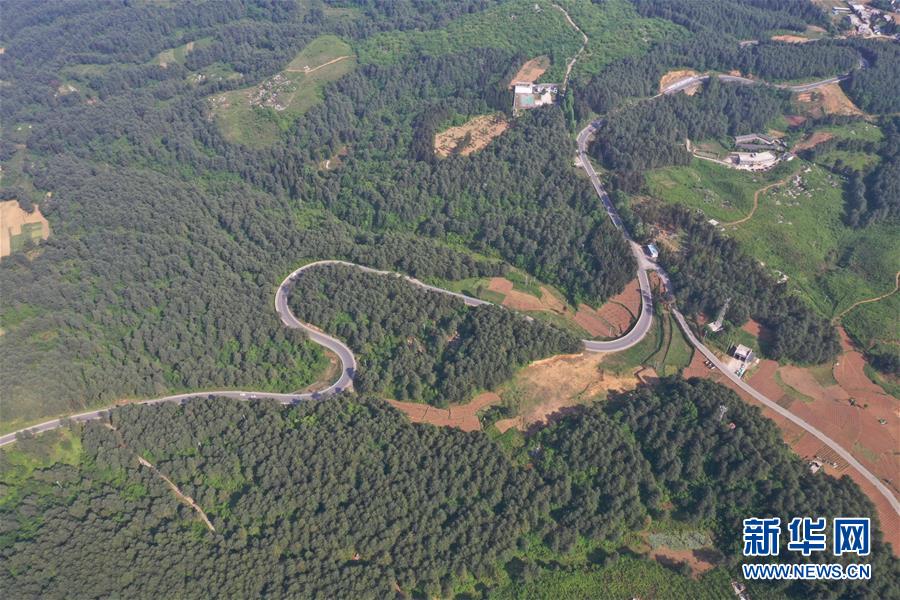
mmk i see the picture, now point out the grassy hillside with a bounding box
[647,159,899,352]
[357,0,681,82]
[209,35,355,147]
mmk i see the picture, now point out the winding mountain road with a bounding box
[3,59,895,524]
[660,70,854,97]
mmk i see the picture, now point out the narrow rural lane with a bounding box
[576,122,899,517]
[4,60,895,522]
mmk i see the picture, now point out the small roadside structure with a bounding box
[730,151,779,170]
[734,133,785,151]
[733,344,754,362]
[645,243,659,259]
[513,83,558,113]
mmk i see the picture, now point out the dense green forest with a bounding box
[0,1,897,596]
[287,264,580,404]
[637,203,842,364]
[3,380,897,598]
[1,0,637,426]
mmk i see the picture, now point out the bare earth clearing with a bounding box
[509,56,550,85]
[685,324,900,552]
[387,392,500,432]
[796,83,865,118]
[433,114,509,157]
[771,34,813,43]
[659,69,701,94]
[0,200,50,258]
[578,277,641,337]
[793,130,835,151]
[495,353,637,433]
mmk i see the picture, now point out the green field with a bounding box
[357,0,681,82]
[490,557,745,600]
[646,157,797,223]
[210,35,355,147]
[648,159,900,350]
[555,0,687,79]
[154,37,212,66]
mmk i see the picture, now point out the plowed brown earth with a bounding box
[434,114,509,157]
[793,131,834,152]
[488,278,566,313]
[797,83,865,118]
[574,278,641,338]
[509,56,550,86]
[690,329,900,553]
[741,319,763,337]
[573,304,616,337]
[387,392,500,432]
[495,353,638,433]
[771,34,812,43]
[658,69,700,93]
[650,546,716,578]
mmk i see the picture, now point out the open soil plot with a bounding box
[494,353,637,433]
[649,546,717,578]
[770,34,813,43]
[691,360,900,553]
[509,56,550,85]
[488,277,565,313]
[658,69,700,93]
[779,366,849,403]
[388,392,500,432]
[434,114,509,157]
[792,131,834,152]
[0,200,50,258]
[796,83,865,118]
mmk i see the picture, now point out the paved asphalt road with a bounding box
[3,63,897,520]
[661,72,851,97]
[576,120,899,517]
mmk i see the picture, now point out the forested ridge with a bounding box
[1,1,636,425]
[638,203,842,364]
[287,264,581,404]
[3,380,897,598]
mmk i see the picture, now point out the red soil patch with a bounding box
[793,131,834,152]
[573,304,616,338]
[785,115,807,127]
[650,546,716,578]
[741,319,763,338]
[489,278,566,314]
[747,360,784,402]
[509,56,550,86]
[388,392,501,432]
[575,278,641,338]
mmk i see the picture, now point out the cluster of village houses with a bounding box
[833,1,898,37]
[511,82,559,113]
[727,133,793,171]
